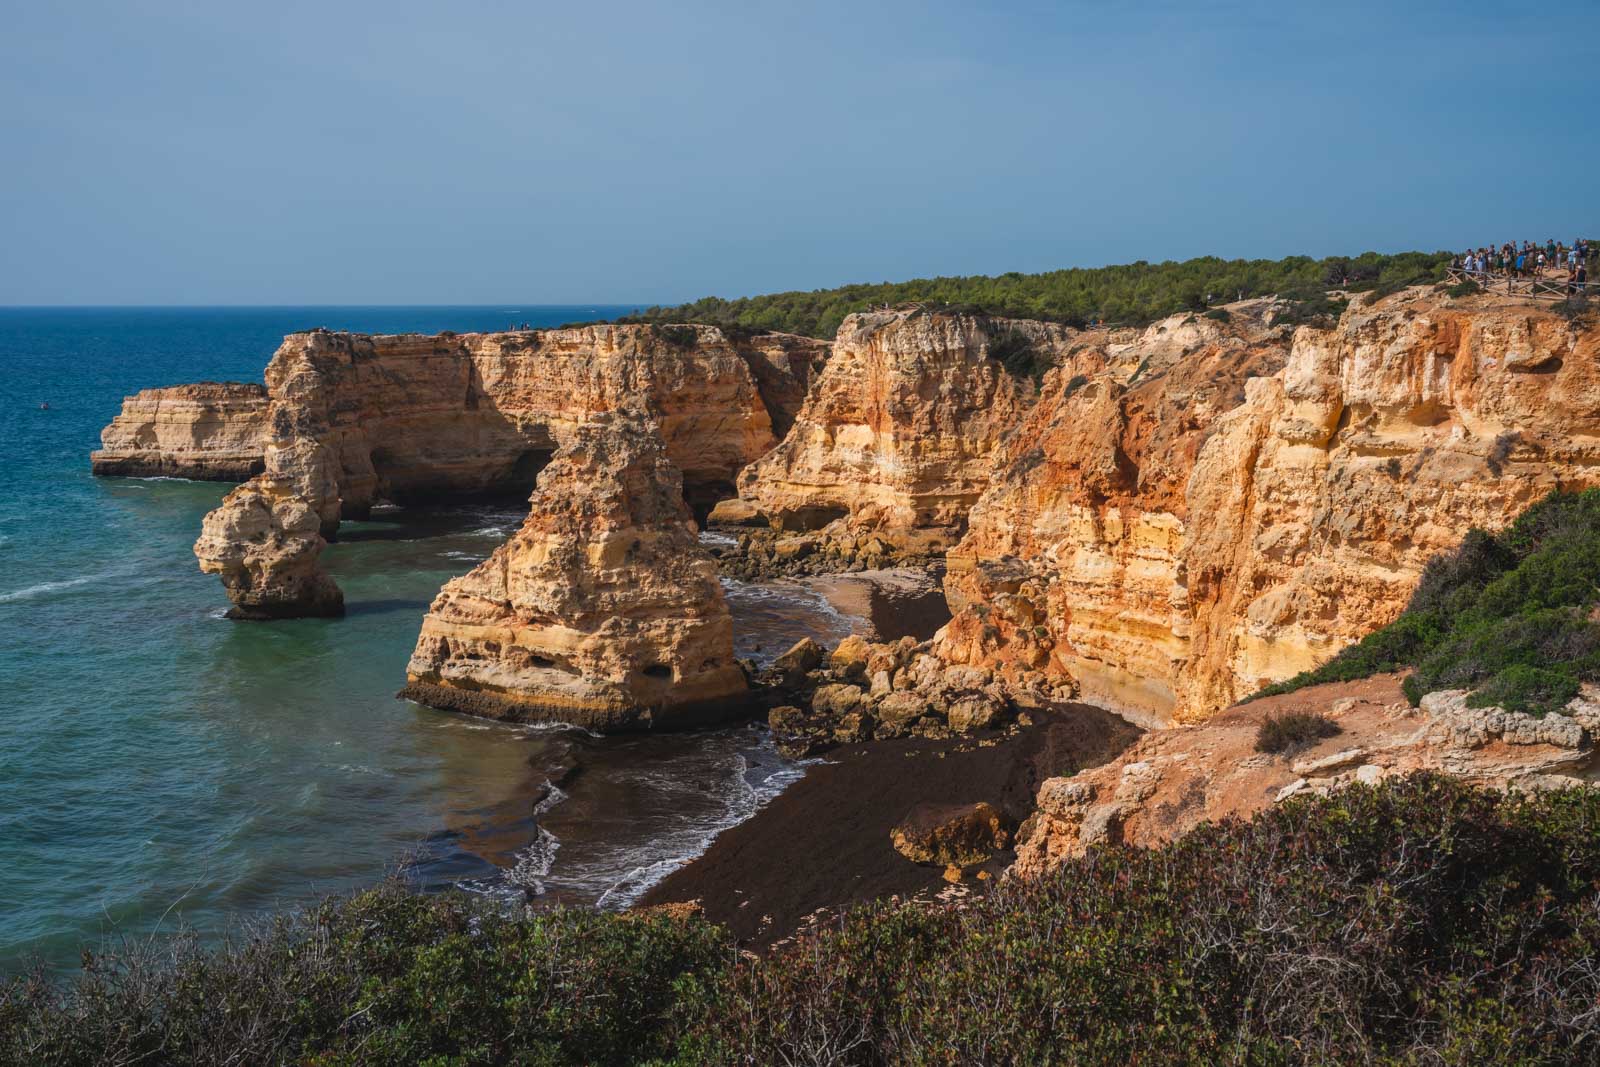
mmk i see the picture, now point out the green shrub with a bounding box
[11,778,1600,1064]
[1447,279,1480,298]
[613,249,1454,338]
[1254,710,1341,753]
[0,884,728,1066]
[1249,489,1600,715]
[680,776,1600,1065]
[1202,307,1231,322]
[650,323,700,348]
[985,327,1050,384]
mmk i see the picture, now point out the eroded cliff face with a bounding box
[937,292,1600,725]
[402,414,746,730]
[91,382,268,480]
[193,324,808,617]
[731,309,1056,560]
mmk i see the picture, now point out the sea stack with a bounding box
[402,413,748,731]
[91,382,269,480]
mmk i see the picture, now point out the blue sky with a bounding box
[3,1,1596,305]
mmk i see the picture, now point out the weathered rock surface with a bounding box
[401,414,746,731]
[1010,674,1600,879]
[938,291,1600,725]
[891,801,1012,866]
[725,308,1061,575]
[92,382,268,480]
[758,633,1038,756]
[192,324,814,616]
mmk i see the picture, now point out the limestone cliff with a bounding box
[730,309,1056,563]
[192,324,805,617]
[402,414,746,730]
[91,382,268,480]
[937,291,1600,725]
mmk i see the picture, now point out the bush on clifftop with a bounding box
[611,249,1453,338]
[1250,488,1600,715]
[8,775,1600,1064]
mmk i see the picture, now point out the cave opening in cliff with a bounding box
[504,447,555,496]
[682,480,736,528]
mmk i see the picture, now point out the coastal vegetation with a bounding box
[1250,488,1600,715]
[1253,710,1340,754]
[609,249,1455,338]
[7,775,1600,1064]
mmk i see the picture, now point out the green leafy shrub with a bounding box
[680,776,1600,1065]
[614,249,1453,339]
[0,884,727,1067]
[9,778,1600,1064]
[1250,489,1600,715]
[1447,279,1480,298]
[1202,307,1231,322]
[984,327,1050,383]
[650,323,700,348]
[1254,710,1340,753]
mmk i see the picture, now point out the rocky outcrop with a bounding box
[192,324,807,617]
[91,382,268,480]
[1010,674,1600,879]
[760,633,1053,756]
[401,414,747,730]
[937,291,1600,725]
[724,309,1060,574]
[890,801,1013,866]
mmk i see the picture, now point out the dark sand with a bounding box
[638,704,1141,947]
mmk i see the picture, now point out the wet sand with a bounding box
[638,704,1141,947]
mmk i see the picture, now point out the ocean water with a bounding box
[0,307,855,971]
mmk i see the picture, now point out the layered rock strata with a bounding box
[402,414,746,730]
[937,291,1600,725]
[191,324,811,617]
[1011,675,1600,879]
[91,382,268,480]
[722,308,1062,576]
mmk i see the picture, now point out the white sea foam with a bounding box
[591,748,815,909]
[0,575,102,604]
[501,783,570,896]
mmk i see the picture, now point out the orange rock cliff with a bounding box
[936,289,1600,726]
[96,288,1600,744]
[92,382,269,480]
[728,308,1058,558]
[186,324,823,619]
[401,412,746,730]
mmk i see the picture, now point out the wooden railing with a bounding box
[1445,266,1587,300]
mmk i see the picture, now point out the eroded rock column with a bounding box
[402,413,748,730]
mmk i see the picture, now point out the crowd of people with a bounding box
[1452,237,1590,294]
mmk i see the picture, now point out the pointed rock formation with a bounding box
[91,382,268,480]
[186,324,808,618]
[401,414,747,730]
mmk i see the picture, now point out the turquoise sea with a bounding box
[0,307,853,971]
